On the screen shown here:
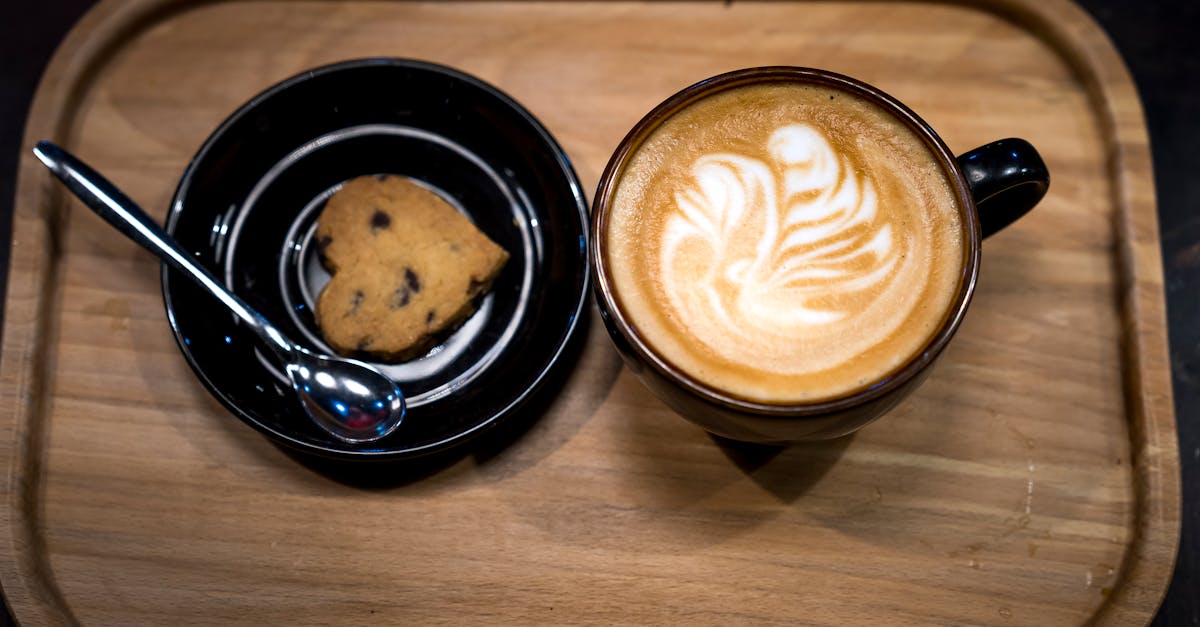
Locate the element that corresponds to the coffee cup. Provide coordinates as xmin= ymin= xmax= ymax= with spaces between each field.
xmin=590 ymin=67 xmax=1048 ymax=444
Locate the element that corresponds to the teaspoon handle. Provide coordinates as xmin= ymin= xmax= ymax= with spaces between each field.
xmin=32 ymin=141 xmax=293 ymax=356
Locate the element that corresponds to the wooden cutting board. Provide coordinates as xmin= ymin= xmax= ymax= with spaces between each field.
xmin=0 ymin=1 xmax=1178 ymax=624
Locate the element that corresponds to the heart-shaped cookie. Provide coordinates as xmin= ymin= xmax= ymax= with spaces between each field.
xmin=314 ymin=175 xmax=509 ymax=361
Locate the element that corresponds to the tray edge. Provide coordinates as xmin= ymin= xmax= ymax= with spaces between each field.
xmin=981 ymin=0 xmax=1181 ymax=623
xmin=0 ymin=0 xmax=1180 ymax=624
xmin=0 ymin=1 xmax=198 ymax=624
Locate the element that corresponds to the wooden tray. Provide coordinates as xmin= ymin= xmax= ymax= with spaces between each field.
xmin=1 ymin=1 xmax=1179 ymax=624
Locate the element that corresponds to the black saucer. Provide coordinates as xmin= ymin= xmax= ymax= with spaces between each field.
xmin=163 ymin=58 xmax=589 ymax=460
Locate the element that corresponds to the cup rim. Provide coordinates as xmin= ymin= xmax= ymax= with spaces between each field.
xmin=590 ymin=66 xmax=983 ymax=417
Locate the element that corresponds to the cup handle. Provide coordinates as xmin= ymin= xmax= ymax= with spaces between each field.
xmin=955 ymin=138 xmax=1049 ymax=238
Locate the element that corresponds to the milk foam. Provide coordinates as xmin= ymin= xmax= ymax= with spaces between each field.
xmin=606 ymin=82 xmax=963 ymax=403
xmin=662 ymin=123 xmax=901 ymax=338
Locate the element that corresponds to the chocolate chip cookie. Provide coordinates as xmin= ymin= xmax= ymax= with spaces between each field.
xmin=314 ymin=175 xmax=509 ymax=361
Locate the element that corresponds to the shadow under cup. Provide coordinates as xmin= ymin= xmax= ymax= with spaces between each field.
xmin=590 ymin=67 xmax=1049 ymax=444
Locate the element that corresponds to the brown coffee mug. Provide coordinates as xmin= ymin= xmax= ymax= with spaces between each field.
xmin=590 ymin=67 xmax=1049 ymax=444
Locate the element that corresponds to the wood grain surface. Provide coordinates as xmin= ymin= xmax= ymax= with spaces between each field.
xmin=0 ymin=1 xmax=1178 ymax=624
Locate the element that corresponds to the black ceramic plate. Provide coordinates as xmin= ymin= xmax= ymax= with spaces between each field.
xmin=164 ymin=59 xmax=589 ymax=460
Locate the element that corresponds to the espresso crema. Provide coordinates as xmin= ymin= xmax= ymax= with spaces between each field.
xmin=605 ymin=81 xmax=965 ymax=404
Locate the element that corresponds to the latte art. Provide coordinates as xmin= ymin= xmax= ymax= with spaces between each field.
xmin=605 ymin=81 xmax=964 ymax=403
xmin=662 ymin=124 xmax=907 ymax=360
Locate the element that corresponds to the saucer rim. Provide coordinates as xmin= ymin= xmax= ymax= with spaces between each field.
xmin=161 ymin=57 xmax=591 ymax=460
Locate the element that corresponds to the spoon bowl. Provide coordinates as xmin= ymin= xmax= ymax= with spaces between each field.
xmin=289 ymin=348 xmax=405 ymax=443
xmin=32 ymin=140 xmax=406 ymax=444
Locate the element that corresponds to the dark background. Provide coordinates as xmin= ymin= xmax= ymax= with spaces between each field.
xmin=0 ymin=1 xmax=1195 ymax=624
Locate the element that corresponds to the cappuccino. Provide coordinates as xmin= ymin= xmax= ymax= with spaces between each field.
xmin=604 ymin=80 xmax=965 ymax=404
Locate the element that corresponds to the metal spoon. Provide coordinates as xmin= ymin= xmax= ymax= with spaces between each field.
xmin=33 ymin=141 xmax=405 ymax=444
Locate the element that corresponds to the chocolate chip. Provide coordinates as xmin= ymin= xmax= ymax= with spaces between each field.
xmin=370 ymin=209 xmax=391 ymax=232
xmin=346 ymin=290 xmax=364 ymax=317
xmin=426 ymin=309 xmax=436 ymax=325
xmin=450 ymin=243 xmax=461 ymax=252
xmin=390 ymin=268 xmax=421 ymax=308
xmin=404 ymin=267 xmax=421 ymax=293
xmin=393 ymin=286 xmax=412 ymax=308
xmin=356 ymin=337 xmax=372 ymax=350
xmin=316 ymin=235 xmax=333 ymax=253
xmin=374 ymin=173 xmax=391 ymax=181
